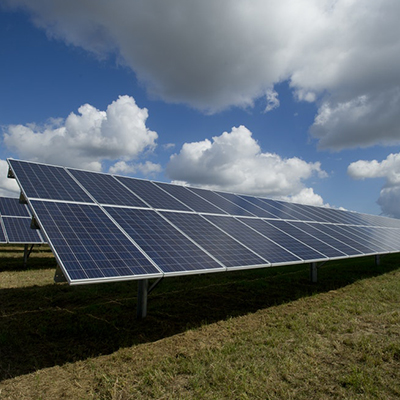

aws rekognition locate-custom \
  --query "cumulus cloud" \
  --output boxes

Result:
[109,160,162,176]
[348,153,400,217]
[3,0,400,148]
[167,125,326,205]
[3,95,159,171]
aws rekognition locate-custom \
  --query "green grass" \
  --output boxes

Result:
[0,245,400,399]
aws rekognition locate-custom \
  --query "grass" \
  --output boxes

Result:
[0,245,400,398]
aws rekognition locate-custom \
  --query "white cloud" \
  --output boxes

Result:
[0,159,20,197]
[109,160,162,176]
[348,153,400,217]
[264,89,280,113]
[3,95,158,171]
[3,0,400,148]
[167,125,326,203]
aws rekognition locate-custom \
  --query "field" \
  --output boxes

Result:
[0,245,400,399]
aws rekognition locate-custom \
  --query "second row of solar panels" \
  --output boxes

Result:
[10,159,400,228]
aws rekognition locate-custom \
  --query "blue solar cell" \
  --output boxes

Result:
[203,215,301,264]
[215,192,278,218]
[115,177,191,211]
[267,220,347,258]
[240,196,293,219]
[188,187,254,216]
[154,182,226,214]
[0,197,30,217]
[161,212,267,268]
[8,160,93,203]
[2,217,43,243]
[30,200,161,282]
[239,218,327,261]
[68,169,148,207]
[105,207,224,274]
[307,223,376,254]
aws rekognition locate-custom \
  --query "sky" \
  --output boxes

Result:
[1,0,400,217]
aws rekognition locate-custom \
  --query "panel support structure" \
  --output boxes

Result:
[23,244,35,268]
[137,279,149,319]
[375,255,380,266]
[310,262,318,283]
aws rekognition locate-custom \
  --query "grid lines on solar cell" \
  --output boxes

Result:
[115,177,191,211]
[2,217,43,243]
[9,160,93,203]
[288,221,362,256]
[267,220,347,258]
[188,187,254,216]
[204,215,301,264]
[68,169,148,207]
[307,223,376,254]
[154,182,226,214]
[30,200,160,281]
[0,197,30,217]
[105,207,224,273]
[215,192,278,218]
[239,218,327,261]
[161,212,267,268]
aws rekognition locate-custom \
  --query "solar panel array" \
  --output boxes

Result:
[0,196,45,244]
[7,159,400,285]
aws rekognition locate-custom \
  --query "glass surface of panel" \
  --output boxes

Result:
[0,197,30,217]
[242,196,295,220]
[30,200,161,282]
[239,218,327,261]
[115,177,191,211]
[267,220,347,258]
[215,192,278,218]
[263,200,317,221]
[106,207,223,273]
[69,169,148,207]
[307,223,376,254]
[9,160,93,203]
[161,212,266,268]
[154,182,226,214]
[188,187,255,216]
[2,217,43,243]
[204,215,301,264]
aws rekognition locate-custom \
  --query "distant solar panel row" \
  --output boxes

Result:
[7,159,400,284]
[0,196,45,244]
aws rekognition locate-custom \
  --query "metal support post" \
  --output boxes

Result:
[23,244,29,268]
[310,262,318,283]
[137,279,149,319]
[375,255,380,266]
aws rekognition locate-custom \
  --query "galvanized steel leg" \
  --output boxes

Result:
[137,279,149,319]
[310,262,318,283]
[375,255,380,266]
[23,244,29,268]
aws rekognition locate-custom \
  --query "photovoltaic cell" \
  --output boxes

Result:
[105,207,224,273]
[161,211,267,268]
[239,218,327,261]
[240,196,293,220]
[0,197,30,217]
[267,220,347,259]
[30,200,161,282]
[68,169,148,207]
[2,217,43,243]
[9,160,93,203]
[115,176,191,211]
[203,215,301,264]
[154,182,227,214]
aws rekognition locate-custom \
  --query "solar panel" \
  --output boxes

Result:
[2,217,43,243]
[115,176,192,211]
[8,159,93,203]
[0,221,6,243]
[154,182,227,214]
[30,200,162,283]
[0,196,30,217]
[161,211,268,269]
[105,207,224,274]
[238,218,328,261]
[203,214,302,265]
[68,168,148,207]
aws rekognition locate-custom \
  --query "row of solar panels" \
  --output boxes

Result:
[7,159,400,285]
[0,196,45,244]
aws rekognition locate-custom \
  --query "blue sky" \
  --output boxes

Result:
[1,1,400,217]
